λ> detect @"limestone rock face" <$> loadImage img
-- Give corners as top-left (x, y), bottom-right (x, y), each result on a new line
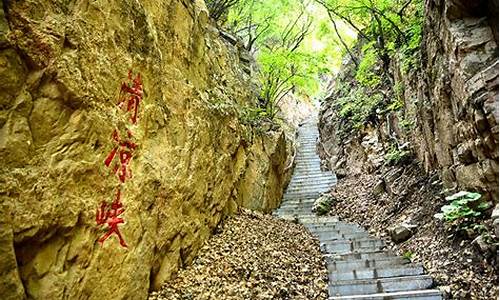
top-left (318, 0), bottom-right (498, 200)
top-left (0, 0), bottom-right (292, 299)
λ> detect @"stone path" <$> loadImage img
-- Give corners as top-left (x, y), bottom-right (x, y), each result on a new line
top-left (274, 118), bottom-right (442, 300)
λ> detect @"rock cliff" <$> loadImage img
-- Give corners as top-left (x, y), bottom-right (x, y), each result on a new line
top-left (0, 0), bottom-right (292, 299)
top-left (319, 0), bottom-right (498, 200)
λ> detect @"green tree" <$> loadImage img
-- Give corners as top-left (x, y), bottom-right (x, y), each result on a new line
top-left (225, 0), bottom-right (333, 120)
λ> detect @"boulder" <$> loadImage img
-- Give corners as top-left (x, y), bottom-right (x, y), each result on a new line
top-left (472, 235), bottom-right (495, 253)
top-left (388, 224), bottom-right (415, 243)
top-left (312, 194), bottom-right (335, 216)
top-left (372, 180), bottom-right (386, 196)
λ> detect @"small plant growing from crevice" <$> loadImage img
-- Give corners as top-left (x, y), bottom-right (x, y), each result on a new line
top-left (402, 250), bottom-right (414, 260)
top-left (400, 118), bottom-right (415, 133)
top-left (384, 144), bottom-right (411, 165)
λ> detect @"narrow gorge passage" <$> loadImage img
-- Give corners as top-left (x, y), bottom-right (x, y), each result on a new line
top-left (1, 0), bottom-right (497, 299)
top-left (274, 117), bottom-right (443, 299)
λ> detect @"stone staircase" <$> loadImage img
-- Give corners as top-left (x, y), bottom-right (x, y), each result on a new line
top-left (274, 118), bottom-right (442, 300)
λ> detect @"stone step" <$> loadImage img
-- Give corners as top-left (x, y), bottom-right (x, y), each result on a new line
top-left (290, 171), bottom-right (330, 180)
top-left (291, 173), bottom-right (334, 180)
top-left (275, 209), bottom-right (314, 216)
top-left (289, 176), bottom-right (335, 183)
top-left (288, 177), bottom-right (335, 184)
top-left (329, 289), bottom-right (442, 300)
top-left (294, 161), bottom-right (322, 165)
top-left (284, 193), bottom-right (326, 200)
top-left (296, 153), bottom-right (318, 157)
top-left (293, 165), bottom-right (322, 169)
top-left (285, 185), bottom-right (333, 194)
top-left (300, 219), bottom-right (344, 226)
top-left (294, 160), bottom-right (321, 164)
top-left (296, 150), bottom-right (318, 154)
top-left (285, 181), bottom-right (332, 193)
top-left (293, 164), bottom-right (322, 169)
top-left (299, 217), bottom-right (342, 224)
top-left (293, 165), bottom-right (322, 170)
top-left (279, 203), bottom-right (315, 210)
top-left (309, 226), bottom-right (366, 237)
top-left (287, 181), bottom-right (333, 188)
top-left (299, 138), bottom-right (318, 141)
top-left (328, 275), bottom-right (434, 296)
top-left (298, 142), bottom-right (318, 146)
top-left (284, 192), bottom-right (323, 200)
top-left (295, 157), bottom-right (321, 161)
top-left (312, 231), bottom-right (370, 241)
top-left (286, 181), bottom-right (333, 189)
top-left (329, 265), bottom-right (424, 281)
top-left (286, 182), bottom-right (336, 191)
top-left (322, 239), bottom-right (385, 254)
top-left (277, 207), bottom-right (315, 214)
top-left (278, 199), bottom-right (316, 209)
top-left (283, 195), bottom-right (320, 202)
top-left (274, 213), bottom-right (317, 219)
top-left (298, 149), bottom-right (319, 153)
top-left (280, 198), bottom-right (318, 205)
top-left (277, 203), bottom-right (315, 210)
top-left (291, 168), bottom-right (329, 173)
top-left (305, 222), bottom-right (363, 231)
top-left (327, 251), bottom-right (395, 262)
top-left (292, 167), bottom-right (323, 172)
top-left (322, 237), bottom-right (383, 245)
top-left (326, 257), bottom-right (409, 272)
top-left (295, 155), bottom-right (321, 159)
top-left (296, 152), bottom-right (321, 156)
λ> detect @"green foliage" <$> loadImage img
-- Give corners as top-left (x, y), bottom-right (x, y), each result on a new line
top-left (336, 87), bottom-right (384, 131)
top-left (384, 144), bottom-right (410, 165)
top-left (313, 195), bottom-right (335, 216)
top-left (402, 250), bottom-right (414, 260)
top-left (386, 98), bottom-right (404, 111)
top-left (225, 0), bottom-right (337, 119)
top-left (434, 191), bottom-right (490, 223)
top-left (399, 118), bottom-right (415, 132)
top-left (316, 0), bottom-right (425, 137)
top-left (239, 106), bottom-right (270, 125)
top-left (355, 44), bottom-right (381, 88)
top-left (400, 21), bottom-right (423, 74)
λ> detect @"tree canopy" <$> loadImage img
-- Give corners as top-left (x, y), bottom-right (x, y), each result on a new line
top-left (205, 0), bottom-right (424, 122)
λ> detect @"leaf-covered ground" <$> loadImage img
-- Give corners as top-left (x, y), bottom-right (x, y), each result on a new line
top-left (328, 164), bottom-right (499, 300)
top-left (149, 209), bottom-right (328, 300)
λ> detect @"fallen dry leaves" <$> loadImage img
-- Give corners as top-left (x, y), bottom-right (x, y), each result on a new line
top-left (149, 209), bottom-right (328, 300)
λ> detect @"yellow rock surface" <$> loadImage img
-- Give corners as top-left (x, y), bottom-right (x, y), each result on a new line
top-left (0, 0), bottom-right (292, 298)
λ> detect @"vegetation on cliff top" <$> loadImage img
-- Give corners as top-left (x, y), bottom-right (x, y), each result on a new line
top-left (319, 0), bottom-right (424, 138)
top-left (206, 0), bottom-right (424, 130)
top-left (207, 0), bottom-right (350, 120)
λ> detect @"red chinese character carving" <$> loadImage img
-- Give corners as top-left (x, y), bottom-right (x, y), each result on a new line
top-left (117, 71), bottom-right (143, 124)
top-left (104, 129), bottom-right (137, 183)
top-left (96, 188), bottom-right (128, 248)
top-left (96, 70), bottom-right (144, 249)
